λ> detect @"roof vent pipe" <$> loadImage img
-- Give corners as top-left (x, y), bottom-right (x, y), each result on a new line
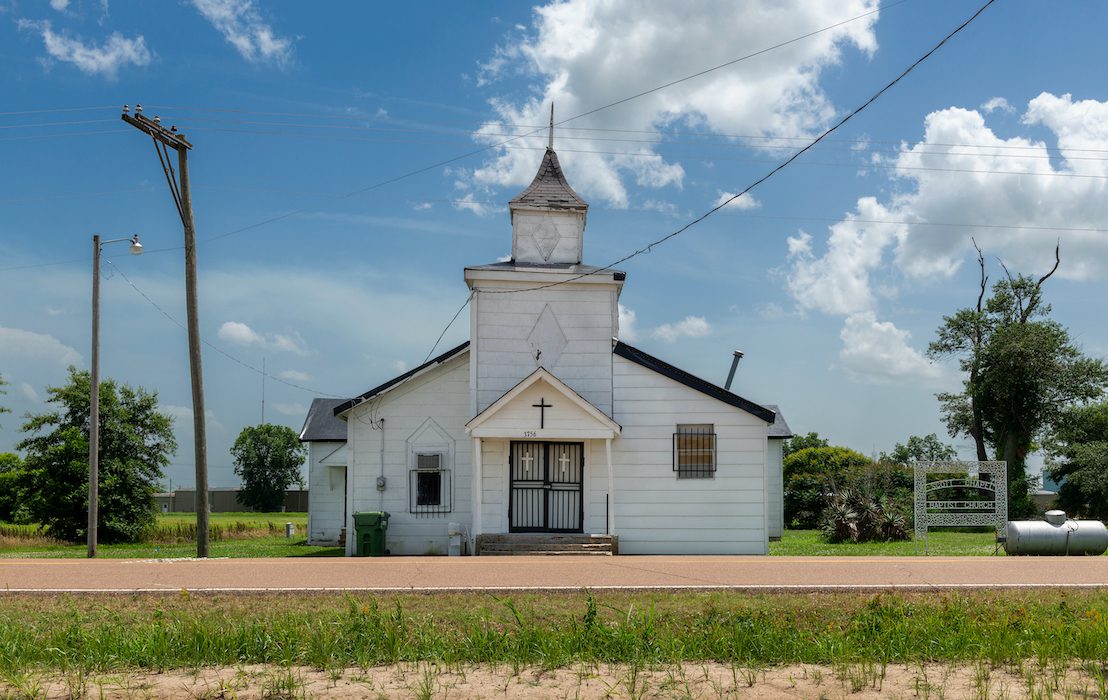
top-left (724, 350), bottom-right (744, 391)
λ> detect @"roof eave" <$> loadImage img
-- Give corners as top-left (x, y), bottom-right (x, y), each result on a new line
top-left (333, 342), bottom-right (470, 417)
top-left (612, 341), bottom-right (777, 424)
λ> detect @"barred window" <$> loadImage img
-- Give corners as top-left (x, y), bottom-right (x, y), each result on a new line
top-left (673, 424), bottom-right (716, 478)
top-left (410, 453), bottom-right (452, 515)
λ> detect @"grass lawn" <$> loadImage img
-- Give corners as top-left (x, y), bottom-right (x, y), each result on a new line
top-left (771, 529), bottom-right (1004, 556)
top-left (0, 589), bottom-right (1105, 670)
top-left (0, 512), bottom-right (343, 559)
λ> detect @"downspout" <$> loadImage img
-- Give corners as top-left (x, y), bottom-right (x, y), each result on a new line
top-left (377, 417), bottom-right (386, 512)
top-left (346, 415), bottom-right (355, 556)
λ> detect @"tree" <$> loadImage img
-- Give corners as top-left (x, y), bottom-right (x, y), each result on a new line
top-left (16, 368), bottom-right (175, 542)
top-left (783, 446), bottom-right (872, 529)
top-left (0, 452), bottom-right (24, 522)
top-left (231, 424), bottom-right (306, 512)
top-left (880, 433), bottom-right (957, 464)
top-left (1046, 401), bottom-right (1108, 520)
top-left (929, 244), bottom-right (1108, 518)
top-left (782, 431), bottom-right (829, 458)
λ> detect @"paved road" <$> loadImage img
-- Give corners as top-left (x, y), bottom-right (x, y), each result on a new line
top-left (1, 555), bottom-right (1106, 593)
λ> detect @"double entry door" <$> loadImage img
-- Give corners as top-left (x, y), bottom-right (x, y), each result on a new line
top-left (509, 441), bottom-right (584, 533)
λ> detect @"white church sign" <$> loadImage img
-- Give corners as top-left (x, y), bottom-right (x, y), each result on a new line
top-left (913, 460), bottom-right (1007, 554)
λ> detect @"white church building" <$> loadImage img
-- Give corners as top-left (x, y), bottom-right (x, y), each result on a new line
top-left (300, 136), bottom-right (792, 555)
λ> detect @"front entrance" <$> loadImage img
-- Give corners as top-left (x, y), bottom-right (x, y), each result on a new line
top-left (509, 441), bottom-right (583, 532)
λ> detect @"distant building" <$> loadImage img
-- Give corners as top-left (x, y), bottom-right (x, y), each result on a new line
top-left (154, 488), bottom-right (308, 513)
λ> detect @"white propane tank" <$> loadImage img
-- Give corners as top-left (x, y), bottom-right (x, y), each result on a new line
top-left (1004, 510), bottom-right (1108, 555)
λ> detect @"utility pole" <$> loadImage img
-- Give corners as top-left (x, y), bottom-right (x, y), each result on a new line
top-left (88, 233), bottom-right (142, 559)
top-left (121, 104), bottom-right (211, 558)
top-left (89, 235), bottom-right (100, 559)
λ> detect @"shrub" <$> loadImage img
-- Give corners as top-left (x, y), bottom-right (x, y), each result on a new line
top-left (783, 446), bottom-right (872, 528)
top-left (820, 488), bottom-right (910, 543)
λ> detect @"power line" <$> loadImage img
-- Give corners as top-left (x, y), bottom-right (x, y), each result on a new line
top-left (0, 105), bottom-right (117, 117)
top-left (452, 0), bottom-right (999, 328)
top-left (185, 2), bottom-right (905, 243)
top-left (104, 259), bottom-right (345, 398)
top-left (0, 118), bottom-right (117, 130)
top-left (163, 121), bottom-right (1108, 166)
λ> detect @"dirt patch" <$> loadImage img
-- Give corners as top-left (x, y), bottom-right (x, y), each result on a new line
top-left (3, 661), bottom-right (1106, 699)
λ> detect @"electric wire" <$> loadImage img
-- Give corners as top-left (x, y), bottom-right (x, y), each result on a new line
top-left (104, 259), bottom-right (345, 398)
top-left (189, 1), bottom-right (907, 243)
top-left (423, 0), bottom-right (1000, 359)
top-left (422, 292), bottom-right (473, 363)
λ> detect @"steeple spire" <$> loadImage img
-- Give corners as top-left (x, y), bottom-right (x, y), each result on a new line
top-left (548, 103), bottom-right (554, 150)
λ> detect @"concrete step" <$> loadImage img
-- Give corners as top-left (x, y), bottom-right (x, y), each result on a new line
top-left (476, 533), bottom-right (617, 556)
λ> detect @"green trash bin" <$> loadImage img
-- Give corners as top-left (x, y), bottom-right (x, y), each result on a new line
top-left (352, 511), bottom-right (390, 556)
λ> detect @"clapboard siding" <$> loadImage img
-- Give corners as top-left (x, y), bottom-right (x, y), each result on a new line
top-left (767, 438), bottom-right (784, 539)
top-left (473, 280), bottom-right (618, 416)
top-left (307, 441), bottom-right (346, 545)
top-left (346, 353), bottom-right (473, 556)
top-left (609, 354), bottom-right (769, 554)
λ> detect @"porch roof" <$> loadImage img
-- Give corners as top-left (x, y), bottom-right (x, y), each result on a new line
top-left (465, 367), bottom-right (621, 439)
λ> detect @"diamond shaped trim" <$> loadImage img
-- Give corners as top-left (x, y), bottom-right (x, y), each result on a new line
top-left (527, 305), bottom-right (568, 369)
top-left (533, 217), bottom-right (559, 261)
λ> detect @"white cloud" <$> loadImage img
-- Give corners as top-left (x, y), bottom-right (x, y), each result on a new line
top-left (887, 95), bottom-right (1108, 281)
top-left (470, 0), bottom-right (878, 206)
top-left (980, 96), bottom-right (1013, 114)
top-left (17, 19), bottom-right (152, 79)
top-left (218, 321), bottom-right (308, 356)
top-left (714, 190), bottom-right (760, 211)
top-left (45, 307), bottom-right (64, 317)
top-left (785, 197), bottom-right (903, 316)
top-left (273, 402), bottom-right (306, 417)
top-left (0, 325), bottom-right (82, 366)
top-left (617, 304), bottom-right (638, 341)
top-left (391, 360), bottom-right (408, 373)
top-left (162, 405), bottom-right (225, 434)
top-left (839, 312), bottom-right (940, 383)
top-left (783, 92), bottom-right (1108, 385)
top-left (278, 369), bottom-right (312, 382)
top-left (49, 0), bottom-right (70, 11)
top-left (217, 321), bottom-right (265, 347)
top-left (411, 201), bottom-right (434, 211)
top-left (271, 333), bottom-right (308, 356)
top-left (641, 199), bottom-right (678, 215)
top-left (453, 193), bottom-right (492, 216)
top-left (18, 382), bottom-right (40, 402)
top-left (652, 316), bottom-right (711, 342)
top-left (188, 0), bottom-right (292, 66)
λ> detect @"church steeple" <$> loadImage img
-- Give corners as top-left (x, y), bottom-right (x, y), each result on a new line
top-left (508, 104), bottom-right (588, 264)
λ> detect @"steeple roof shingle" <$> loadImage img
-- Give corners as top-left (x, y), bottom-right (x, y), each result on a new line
top-left (509, 147), bottom-right (588, 211)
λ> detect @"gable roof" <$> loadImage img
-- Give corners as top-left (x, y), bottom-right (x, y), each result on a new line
top-left (299, 398), bottom-right (348, 441)
top-left (465, 366), bottom-right (621, 437)
top-left (332, 341), bottom-right (469, 417)
top-left (763, 404), bottom-right (794, 439)
top-left (509, 148), bottom-right (588, 211)
top-left (612, 341), bottom-right (777, 424)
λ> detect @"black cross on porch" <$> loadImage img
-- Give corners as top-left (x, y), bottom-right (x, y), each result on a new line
top-left (532, 397), bottom-right (552, 429)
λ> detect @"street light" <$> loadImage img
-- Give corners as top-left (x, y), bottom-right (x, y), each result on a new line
top-left (89, 234), bottom-right (142, 558)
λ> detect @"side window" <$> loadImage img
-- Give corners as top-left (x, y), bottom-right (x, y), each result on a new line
top-left (673, 424), bottom-right (716, 478)
top-left (410, 452), bottom-right (452, 514)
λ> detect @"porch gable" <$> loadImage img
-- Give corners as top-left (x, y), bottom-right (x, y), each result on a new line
top-left (465, 367), bottom-right (620, 439)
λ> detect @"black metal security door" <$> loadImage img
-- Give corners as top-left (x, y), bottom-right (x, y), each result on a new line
top-left (509, 442), bottom-right (583, 532)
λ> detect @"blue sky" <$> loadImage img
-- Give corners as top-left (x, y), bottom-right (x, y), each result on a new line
top-left (2, 0), bottom-right (1107, 488)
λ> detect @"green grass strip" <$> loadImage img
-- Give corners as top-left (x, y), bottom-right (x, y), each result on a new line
top-left (0, 590), bottom-right (1105, 672)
